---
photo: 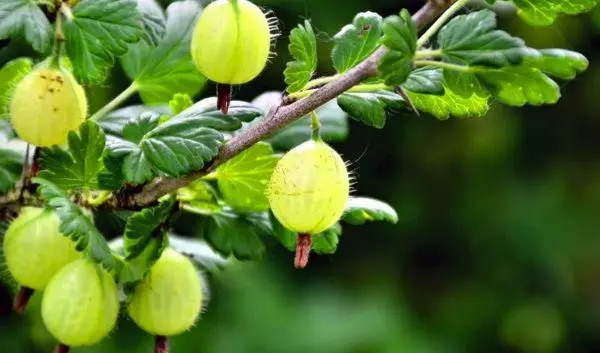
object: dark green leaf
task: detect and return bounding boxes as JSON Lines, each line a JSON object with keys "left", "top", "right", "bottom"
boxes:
{"left": 169, "top": 93, "right": 193, "bottom": 115}
{"left": 405, "top": 83, "right": 489, "bottom": 120}
{"left": 64, "top": 0, "right": 144, "bottom": 82}
{"left": 510, "top": 0, "right": 599, "bottom": 26}
{"left": 121, "top": 0, "right": 206, "bottom": 103}
{"left": 403, "top": 67, "right": 444, "bottom": 95}
{"left": 0, "top": 148, "right": 22, "bottom": 193}
{"left": 438, "top": 10, "right": 534, "bottom": 67}
{"left": 524, "top": 49, "right": 589, "bottom": 80}
{"left": 122, "top": 112, "right": 160, "bottom": 144}
{"left": 214, "top": 142, "right": 279, "bottom": 212}
{"left": 378, "top": 9, "right": 417, "bottom": 86}
{"left": 312, "top": 224, "right": 342, "bottom": 255}
{"left": 137, "top": 0, "right": 166, "bottom": 46}
{"left": 39, "top": 121, "right": 105, "bottom": 191}
{"left": 34, "top": 178, "right": 115, "bottom": 270}
{"left": 0, "top": 0, "right": 53, "bottom": 53}
{"left": 332, "top": 12, "right": 383, "bottom": 73}
{"left": 0, "top": 57, "right": 32, "bottom": 120}
{"left": 342, "top": 197, "right": 398, "bottom": 225}
{"left": 97, "top": 105, "right": 171, "bottom": 136}
{"left": 284, "top": 20, "right": 318, "bottom": 93}
{"left": 337, "top": 90, "right": 404, "bottom": 128}
{"left": 176, "top": 97, "right": 263, "bottom": 131}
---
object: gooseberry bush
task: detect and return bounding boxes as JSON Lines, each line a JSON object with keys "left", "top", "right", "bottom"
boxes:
{"left": 0, "top": 0, "right": 596, "bottom": 352}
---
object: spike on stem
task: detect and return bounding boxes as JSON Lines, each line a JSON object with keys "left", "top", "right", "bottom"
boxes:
{"left": 54, "top": 344, "right": 70, "bottom": 353}
{"left": 155, "top": 335, "right": 169, "bottom": 353}
{"left": 217, "top": 84, "right": 232, "bottom": 114}
{"left": 13, "top": 286, "right": 34, "bottom": 314}
{"left": 294, "top": 233, "right": 312, "bottom": 269}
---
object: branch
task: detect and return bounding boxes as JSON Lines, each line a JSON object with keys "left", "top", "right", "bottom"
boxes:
{"left": 104, "top": 0, "right": 458, "bottom": 210}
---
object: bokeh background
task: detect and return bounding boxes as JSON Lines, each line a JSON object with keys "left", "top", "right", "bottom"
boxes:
{"left": 2, "top": 0, "right": 600, "bottom": 352}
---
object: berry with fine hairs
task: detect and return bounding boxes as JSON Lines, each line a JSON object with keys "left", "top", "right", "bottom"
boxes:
{"left": 10, "top": 64, "right": 87, "bottom": 147}
{"left": 42, "top": 259, "right": 119, "bottom": 348}
{"left": 267, "top": 140, "right": 351, "bottom": 235}
{"left": 3, "top": 207, "right": 81, "bottom": 291}
{"left": 128, "top": 248, "right": 203, "bottom": 337}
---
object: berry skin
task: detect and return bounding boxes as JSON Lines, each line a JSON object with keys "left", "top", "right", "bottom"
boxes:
{"left": 3, "top": 207, "right": 81, "bottom": 290}
{"left": 10, "top": 65, "right": 87, "bottom": 147}
{"left": 267, "top": 140, "right": 350, "bottom": 234}
{"left": 191, "top": 0, "right": 272, "bottom": 85}
{"left": 128, "top": 248, "right": 203, "bottom": 336}
{"left": 42, "top": 260, "right": 119, "bottom": 347}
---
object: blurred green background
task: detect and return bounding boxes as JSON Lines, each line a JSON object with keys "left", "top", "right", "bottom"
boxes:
{"left": 2, "top": 0, "right": 600, "bottom": 352}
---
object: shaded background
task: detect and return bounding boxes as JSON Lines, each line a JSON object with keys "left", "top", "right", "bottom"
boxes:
{"left": 2, "top": 0, "right": 600, "bottom": 352}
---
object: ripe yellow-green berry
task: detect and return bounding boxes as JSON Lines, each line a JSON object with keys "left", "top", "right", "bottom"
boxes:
{"left": 10, "top": 65, "right": 87, "bottom": 147}
{"left": 191, "top": 0, "right": 272, "bottom": 85}
{"left": 128, "top": 248, "right": 203, "bottom": 337}
{"left": 42, "top": 259, "right": 119, "bottom": 348}
{"left": 267, "top": 140, "right": 350, "bottom": 234}
{"left": 3, "top": 207, "right": 81, "bottom": 290}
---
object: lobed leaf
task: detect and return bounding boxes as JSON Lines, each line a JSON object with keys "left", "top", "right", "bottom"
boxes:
{"left": 0, "top": 148, "right": 22, "bottom": 194}
{"left": 284, "top": 20, "right": 318, "bottom": 93}
{"left": 378, "top": 9, "right": 418, "bottom": 86}
{"left": 0, "top": 0, "right": 53, "bottom": 53}
{"left": 337, "top": 90, "right": 404, "bottom": 128}
{"left": 403, "top": 67, "right": 445, "bottom": 95}
{"left": 524, "top": 49, "right": 589, "bottom": 80}
{"left": 332, "top": 12, "right": 383, "bottom": 73}
{"left": 509, "top": 0, "right": 599, "bottom": 26}
{"left": 405, "top": 83, "right": 489, "bottom": 120}
{"left": 342, "top": 197, "right": 398, "bottom": 225}
{"left": 137, "top": 0, "right": 166, "bottom": 46}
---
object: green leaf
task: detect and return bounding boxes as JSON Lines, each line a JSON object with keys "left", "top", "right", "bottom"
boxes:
{"left": 97, "top": 105, "right": 171, "bottom": 136}
{"left": 178, "top": 180, "right": 222, "bottom": 215}
{"left": 284, "top": 20, "right": 318, "bottom": 93}
{"left": 378, "top": 9, "right": 418, "bottom": 86}
{"left": 342, "top": 197, "right": 398, "bottom": 225}
{"left": 64, "top": 0, "right": 144, "bottom": 82}
{"left": 0, "top": 57, "right": 32, "bottom": 120}
{"left": 312, "top": 224, "right": 342, "bottom": 255}
{"left": 442, "top": 69, "right": 488, "bottom": 98}
{"left": 0, "top": 0, "right": 53, "bottom": 53}
{"left": 169, "top": 93, "right": 193, "bottom": 115}
{"left": 39, "top": 121, "right": 106, "bottom": 191}
{"left": 0, "top": 148, "right": 22, "bottom": 194}
{"left": 438, "top": 10, "right": 534, "bottom": 68}
{"left": 122, "top": 112, "right": 160, "bottom": 144}
{"left": 332, "top": 12, "right": 383, "bottom": 73}
{"left": 524, "top": 49, "right": 589, "bottom": 80}
{"left": 199, "top": 210, "right": 269, "bottom": 260}
{"left": 176, "top": 97, "right": 263, "bottom": 131}
{"left": 168, "top": 234, "right": 228, "bottom": 271}
{"left": 476, "top": 66, "right": 560, "bottom": 106}
{"left": 214, "top": 142, "right": 280, "bottom": 213}
{"left": 137, "top": 0, "right": 166, "bottom": 46}
{"left": 121, "top": 0, "right": 206, "bottom": 104}
{"left": 403, "top": 67, "right": 444, "bottom": 95}
{"left": 337, "top": 90, "right": 404, "bottom": 128}
{"left": 510, "top": 0, "right": 599, "bottom": 26}
{"left": 34, "top": 178, "right": 115, "bottom": 270}
{"left": 405, "top": 83, "right": 489, "bottom": 120}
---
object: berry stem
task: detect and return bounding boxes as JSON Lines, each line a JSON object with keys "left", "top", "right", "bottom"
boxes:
{"left": 294, "top": 233, "right": 312, "bottom": 269}
{"left": 54, "top": 344, "right": 70, "bottom": 353}
{"left": 217, "top": 84, "right": 232, "bottom": 114}
{"left": 13, "top": 286, "right": 34, "bottom": 314}
{"left": 155, "top": 335, "right": 169, "bottom": 353}
{"left": 89, "top": 82, "right": 139, "bottom": 121}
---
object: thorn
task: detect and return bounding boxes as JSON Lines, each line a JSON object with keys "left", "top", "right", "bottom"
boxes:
{"left": 217, "top": 84, "right": 232, "bottom": 115}
{"left": 13, "top": 286, "right": 35, "bottom": 314}
{"left": 396, "top": 87, "right": 420, "bottom": 116}
{"left": 294, "top": 233, "right": 312, "bottom": 269}
{"left": 54, "top": 344, "right": 70, "bottom": 353}
{"left": 155, "top": 335, "right": 169, "bottom": 353}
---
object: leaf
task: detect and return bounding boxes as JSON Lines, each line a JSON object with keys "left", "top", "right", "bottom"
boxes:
{"left": 332, "top": 12, "right": 383, "bottom": 73}
{"left": 0, "top": 148, "right": 22, "bottom": 194}
{"left": 214, "top": 142, "right": 280, "bottom": 212}
{"left": 405, "top": 83, "right": 489, "bottom": 120}
{"left": 337, "top": 90, "right": 404, "bottom": 128}
{"left": 178, "top": 180, "right": 222, "bottom": 215}
{"left": 176, "top": 97, "right": 263, "bottom": 131}
{"left": 509, "top": 0, "right": 599, "bottom": 26}
{"left": 137, "top": 0, "right": 166, "bottom": 46}
{"left": 39, "top": 121, "right": 106, "bottom": 191}
{"left": 168, "top": 234, "right": 228, "bottom": 271}
{"left": 438, "top": 10, "right": 536, "bottom": 68}
{"left": 97, "top": 104, "right": 171, "bottom": 136}
{"left": 378, "top": 9, "right": 418, "bottom": 86}
{"left": 476, "top": 66, "right": 560, "bottom": 106}
{"left": 199, "top": 210, "right": 269, "bottom": 260}
{"left": 342, "top": 197, "right": 398, "bottom": 225}
{"left": 403, "top": 67, "right": 444, "bottom": 95}
{"left": 270, "top": 213, "right": 342, "bottom": 255}
{"left": 122, "top": 112, "right": 160, "bottom": 144}
{"left": 34, "top": 178, "right": 115, "bottom": 270}
{"left": 169, "top": 93, "right": 193, "bottom": 115}
{"left": 0, "top": 0, "right": 53, "bottom": 53}
{"left": 442, "top": 69, "right": 488, "bottom": 98}
{"left": 63, "top": 0, "right": 144, "bottom": 82}
{"left": 121, "top": 0, "right": 206, "bottom": 104}
{"left": 0, "top": 57, "right": 32, "bottom": 120}
{"left": 284, "top": 20, "right": 318, "bottom": 93}
{"left": 524, "top": 49, "right": 589, "bottom": 80}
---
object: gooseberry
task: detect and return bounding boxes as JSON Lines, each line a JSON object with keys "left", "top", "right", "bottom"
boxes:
{"left": 10, "top": 64, "right": 87, "bottom": 147}
{"left": 42, "top": 259, "right": 119, "bottom": 349}
{"left": 128, "top": 248, "right": 203, "bottom": 337}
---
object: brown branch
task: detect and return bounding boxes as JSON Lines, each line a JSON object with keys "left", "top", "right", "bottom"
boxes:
{"left": 102, "top": 0, "right": 458, "bottom": 210}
